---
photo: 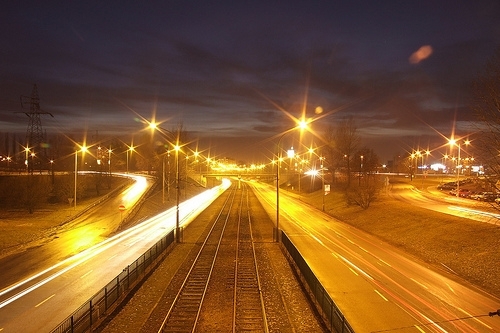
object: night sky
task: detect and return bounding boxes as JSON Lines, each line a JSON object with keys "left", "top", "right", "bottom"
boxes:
{"left": 1, "top": 1, "right": 499, "bottom": 162}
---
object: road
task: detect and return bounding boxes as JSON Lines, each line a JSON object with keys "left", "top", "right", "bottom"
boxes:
{"left": 0, "top": 175, "right": 229, "bottom": 332}
{"left": 250, "top": 180, "right": 500, "bottom": 332}
{"left": 389, "top": 182, "right": 500, "bottom": 225}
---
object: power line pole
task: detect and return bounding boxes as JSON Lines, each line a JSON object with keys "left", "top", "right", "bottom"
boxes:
{"left": 19, "top": 84, "right": 53, "bottom": 173}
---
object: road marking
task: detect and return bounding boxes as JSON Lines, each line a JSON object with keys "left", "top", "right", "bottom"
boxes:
{"left": 414, "top": 325, "right": 426, "bottom": 333}
{"left": 108, "top": 254, "right": 118, "bottom": 261}
{"left": 410, "top": 278, "right": 428, "bottom": 290}
{"left": 339, "top": 254, "right": 373, "bottom": 280}
{"left": 458, "top": 306, "right": 493, "bottom": 329}
{"left": 378, "top": 258, "right": 391, "bottom": 267}
{"left": 310, "top": 234, "right": 323, "bottom": 245}
{"left": 35, "top": 294, "right": 55, "bottom": 308}
{"left": 81, "top": 270, "right": 93, "bottom": 279}
{"left": 374, "top": 289, "right": 388, "bottom": 301}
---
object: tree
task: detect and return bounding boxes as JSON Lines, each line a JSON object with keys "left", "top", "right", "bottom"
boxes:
{"left": 323, "top": 117, "right": 360, "bottom": 186}
{"left": 472, "top": 47, "right": 500, "bottom": 190}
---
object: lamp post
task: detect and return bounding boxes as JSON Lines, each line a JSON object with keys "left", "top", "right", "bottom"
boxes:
{"left": 108, "top": 147, "right": 112, "bottom": 175}
{"left": 320, "top": 156, "right": 325, "bottom": 211}
{"left": 275, "top": 120, "right": 308, "bottom": 242}
{"left": 149, "top": 121, "right": 182, "bottom": 243}
{"left": 50, "top": 159, "right": 54, "bottom": 184}
{"left": 174, "top": 144, "right": 181, "bottom": 243}
{"left": 24, "top": 147, "right": 29, "bottom": 174}
{"left": 359, "top": 155, "right": 363, "bottom": 186}
{"left": 126, "top": 145, "right": 134, "bottom": 173}
{"left": 449, "top": 138, "right": 470, "bottom": 197}
{"left": 30, "top": 152, "right": 35, "bottom": 175}
{"left": 74, "top": 145, "right": 88, "bottom": 208}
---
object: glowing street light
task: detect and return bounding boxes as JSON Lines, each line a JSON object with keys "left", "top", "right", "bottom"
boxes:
{"left": 449, "top": 138, "right": 470, "bottom": 197}
{"left": 320, "top": 156, "right": 325, "bottom": 211}
{"left": 174, "top": 144, "right": 181, "bottom": 243}
{"left": 275, "top": 119, "right": 310, "bottom": 242}
{"left": 126, "top": 145, "right": 135, "bottom": 173}
{"left": 149, "top": 121, "right": 183, "bottom": 243}
{"left": 24, "top": 147, "right": 30, "bottom": 173}
{"left": 74, "top": 145, "right": 88, "bottom": 208}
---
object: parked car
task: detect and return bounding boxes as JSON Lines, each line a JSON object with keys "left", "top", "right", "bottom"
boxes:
{"left": 438, "top": 182, "right": 456, "bottom": 191}
{"left": 476, "top": 192, "right": 497, "bottom": 202}
{"left": 458, "top": 189, "right": 471, "bottom": 198}
{"left": 449, "top": 188, "right": 470, "bottom": 197}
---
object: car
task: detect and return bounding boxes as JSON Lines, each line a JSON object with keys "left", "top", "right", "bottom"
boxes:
{"left": 470, "top": 192, "right": 484, "bottom": 200}
{"left": 476, "top": 192, "right": 497, "bottom": 202}
{"left": 449, "top": 188, "right": 470, "bottom": 197}
{"left": 438, "top": 182, "right": 456, "bottom": 190}
{"left": 458, "top": 189, "right": 471, "bottom": 198}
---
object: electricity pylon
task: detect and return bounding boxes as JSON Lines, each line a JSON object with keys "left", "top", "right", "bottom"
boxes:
{"left": 20, "top": 84, "right": 53, "bottom": 173}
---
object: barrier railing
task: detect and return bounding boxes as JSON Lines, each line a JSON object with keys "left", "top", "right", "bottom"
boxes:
{"left": 281, "top": 231, "right": 355, "bottom": 333}
{"left": 51, "top": 230, "right": 175, "bottom": 333}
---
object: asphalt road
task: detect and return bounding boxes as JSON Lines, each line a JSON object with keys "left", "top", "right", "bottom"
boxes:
{"left": 0, "top": 175, "right": 229, "bottom": 332}
{"left": 249, "top": 180, "right": 500, "bottom": 332}
{"left": 390, "top": 182, "right": 500, "bottom": 225}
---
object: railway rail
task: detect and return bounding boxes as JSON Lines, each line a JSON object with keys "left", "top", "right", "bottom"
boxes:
{"left": 157, "top": 182, "right": 269, "bottom": 332}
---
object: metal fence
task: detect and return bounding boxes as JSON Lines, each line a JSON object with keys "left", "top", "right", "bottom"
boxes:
{"left": 281, "top": 231, "right": 355, "bottom": 333}
{"left": 51, "top": 230, "right": 175, "bottom": 333}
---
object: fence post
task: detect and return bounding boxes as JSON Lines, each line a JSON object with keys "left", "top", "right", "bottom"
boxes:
{"left": 89, "top": 299, "right": 93, "bottom": 330}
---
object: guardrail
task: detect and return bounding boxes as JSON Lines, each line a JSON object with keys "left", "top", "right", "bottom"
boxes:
{"left": 51, "top": 230, "right": 175, "bottom": 333}
{"left": 281, "top": 231, "right": 355, "bottom": 333}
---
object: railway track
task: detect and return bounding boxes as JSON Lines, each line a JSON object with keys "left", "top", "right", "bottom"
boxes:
{"left": 157, "top": 182, "right": 269, "bottom": 333}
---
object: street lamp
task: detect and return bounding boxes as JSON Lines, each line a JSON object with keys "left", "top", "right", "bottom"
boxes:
{"left": 449, "top": 138, "right": 470, "bottom": 197}
{"left": 126, "top": 145, "right": 135, "bottom": 173}
{"left": 74, "top": 145, "right": 88, "bottom": 208}
{"left": 174, "top": 144, "right": 181, "bottom": 243}
{"left": 359, "top": 155, "right": 363, "bottom": 186}
{"left": 50, "top": 159, "right": 54, "bottom": 184}
{"left": 320, "top": 156, "right": 325, "bottom": 211}
{"left": 108, "top": 147, "right": 112, "bottom": 175}
{"left": 24, "top": 147, "right": 29, "bottom": 173}
{"left": 276, "top": 119, "right": 308, "bottom": 242}
{"left": 149, "top": 121, "right": 182, "bottom": 243}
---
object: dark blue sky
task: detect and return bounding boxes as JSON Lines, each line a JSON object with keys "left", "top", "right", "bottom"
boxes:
{"left": 1, "top": 1, "right": 499, "bottom": 162}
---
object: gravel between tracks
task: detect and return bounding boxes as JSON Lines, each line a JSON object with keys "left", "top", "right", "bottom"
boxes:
{"left": 98, "top": 185, "right": 327, "bottom": 333}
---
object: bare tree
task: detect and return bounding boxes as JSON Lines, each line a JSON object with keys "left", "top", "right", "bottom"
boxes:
{"left": 323, "top": 117, "right": 360, "bottom": 186}
{"left": 472, "top": 47, "right": 500, "bottom": 189}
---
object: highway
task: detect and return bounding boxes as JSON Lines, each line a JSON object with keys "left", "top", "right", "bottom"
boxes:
{"left": 389, "top": 182, "right": 500, "bottom": 225}
{"left": 0, "top": 175, "right": 230, "bottom": 332}
{"left": 250, "top": 180, "right": 500, "bottom": 332}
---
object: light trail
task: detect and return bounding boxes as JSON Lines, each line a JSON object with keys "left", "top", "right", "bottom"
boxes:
{"left": 0, "top": 178, "right": 230, "bottom": 311}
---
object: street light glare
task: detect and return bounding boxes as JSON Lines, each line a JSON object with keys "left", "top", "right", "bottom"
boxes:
{"left": 298, "top": 119, "right": 308, "bottom": 130}
{"left": 149, "top": 122, "right": 157, "bottom": 130}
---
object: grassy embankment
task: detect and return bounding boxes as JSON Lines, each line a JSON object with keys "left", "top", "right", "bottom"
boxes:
{"left": 292, "top": 175, "right": 500, "bottom": 298}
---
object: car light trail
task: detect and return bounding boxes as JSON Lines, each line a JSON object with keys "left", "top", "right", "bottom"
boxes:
{"left": 448, "top": 206, "right": 500, "bottom": 221}
{"left": 338, "top": 254, "right": 373, "bottom": 281}
{"left": 0, "top": 178, "right": 230, "bottom": 310}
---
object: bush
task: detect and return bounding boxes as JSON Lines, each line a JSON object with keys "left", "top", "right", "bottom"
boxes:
{"left": 345, "top": 183, "right": 379, "bottom": 209}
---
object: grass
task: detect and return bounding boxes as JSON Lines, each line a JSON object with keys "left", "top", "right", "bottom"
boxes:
{"left": 293, "top": 177, "right": 500, "bottom": 299}
{"left": 1, "top": 174, "right": 499, "bottom": 299}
